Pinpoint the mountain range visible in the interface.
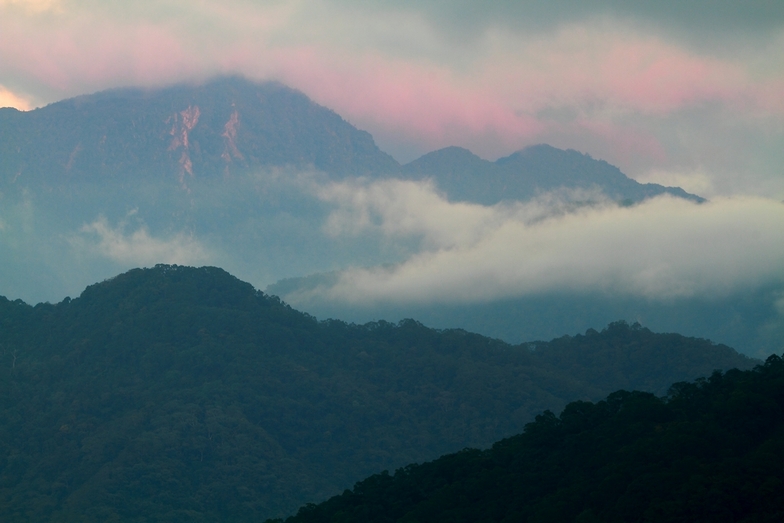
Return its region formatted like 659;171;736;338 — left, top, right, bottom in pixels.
0;76;700;203
0;77;780;519
0;265;757;521
401;144;702;204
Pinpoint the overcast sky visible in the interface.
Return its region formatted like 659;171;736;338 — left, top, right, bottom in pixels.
1;0;783;198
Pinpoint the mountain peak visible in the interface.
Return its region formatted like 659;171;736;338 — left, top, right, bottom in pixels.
1;76;400;187
504;142;566;157
75;264;269;313
400;143;703;204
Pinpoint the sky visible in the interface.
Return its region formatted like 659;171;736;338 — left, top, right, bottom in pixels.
1;0;784;198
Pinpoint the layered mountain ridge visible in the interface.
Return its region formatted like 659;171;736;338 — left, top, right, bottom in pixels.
0;264;757;521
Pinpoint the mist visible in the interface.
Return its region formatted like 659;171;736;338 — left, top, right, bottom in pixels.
295;178;784;304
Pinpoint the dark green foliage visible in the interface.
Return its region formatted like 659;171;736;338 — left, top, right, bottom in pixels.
0;266;755;521
271;276;784;358
276;355;784;523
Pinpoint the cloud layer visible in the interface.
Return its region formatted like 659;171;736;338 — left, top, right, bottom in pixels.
75;216;210;266
287;179;784;305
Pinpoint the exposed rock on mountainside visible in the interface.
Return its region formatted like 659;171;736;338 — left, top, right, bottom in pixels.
0;75;701;204
0;76;400;187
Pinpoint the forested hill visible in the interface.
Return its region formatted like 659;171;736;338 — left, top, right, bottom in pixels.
0;265;756;521
272;354;784;523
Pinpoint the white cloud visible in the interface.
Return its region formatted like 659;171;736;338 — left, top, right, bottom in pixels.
287;179;784;306
315;178;610;248
75;216;210;266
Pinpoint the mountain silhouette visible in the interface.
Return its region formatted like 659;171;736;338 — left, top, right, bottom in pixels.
0;265;755;521
402;144;703;204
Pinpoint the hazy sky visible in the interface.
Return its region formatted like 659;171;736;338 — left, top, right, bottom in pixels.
1;0;783;198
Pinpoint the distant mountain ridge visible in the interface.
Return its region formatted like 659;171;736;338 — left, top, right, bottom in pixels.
0;75;702;204
402;144;704;204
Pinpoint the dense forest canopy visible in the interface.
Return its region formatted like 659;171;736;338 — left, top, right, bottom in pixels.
271;354;784;523
0;265;757;521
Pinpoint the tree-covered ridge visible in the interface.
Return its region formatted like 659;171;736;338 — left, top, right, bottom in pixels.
0;265;756;521
273;354;784;523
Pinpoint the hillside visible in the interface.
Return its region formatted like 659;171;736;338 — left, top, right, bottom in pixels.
0;265;755;521
271;353;784;522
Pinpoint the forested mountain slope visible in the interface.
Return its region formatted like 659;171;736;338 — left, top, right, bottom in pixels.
0;265;755;521
272;354;784;523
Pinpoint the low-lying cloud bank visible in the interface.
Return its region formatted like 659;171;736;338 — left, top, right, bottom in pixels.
287;179;784;305
73;216;210;267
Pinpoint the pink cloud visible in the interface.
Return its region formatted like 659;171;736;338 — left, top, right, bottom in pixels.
596;40;748;114
269;48;545;154
0;14;209;93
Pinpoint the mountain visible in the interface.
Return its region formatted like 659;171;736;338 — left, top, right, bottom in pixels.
0;265;756;521
271;354;784;522
0;76;399;188
267;275;784;359
401;144;704;204
0;75;701;205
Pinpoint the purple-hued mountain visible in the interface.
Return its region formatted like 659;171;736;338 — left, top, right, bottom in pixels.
0;76;399;187
0;75;702;203
401;145;704;204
